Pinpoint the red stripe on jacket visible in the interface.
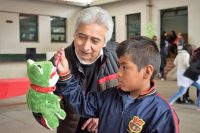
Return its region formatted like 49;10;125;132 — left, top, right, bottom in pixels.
98;73;118;84
157;93;180;133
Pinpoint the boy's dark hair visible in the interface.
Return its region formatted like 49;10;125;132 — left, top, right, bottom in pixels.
116;36;161;79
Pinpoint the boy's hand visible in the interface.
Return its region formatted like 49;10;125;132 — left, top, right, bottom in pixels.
82;118;98;133
54;48;69;75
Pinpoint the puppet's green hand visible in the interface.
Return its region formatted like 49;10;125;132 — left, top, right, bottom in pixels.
42;106;66;129
41;94;66;129
26;89;66;129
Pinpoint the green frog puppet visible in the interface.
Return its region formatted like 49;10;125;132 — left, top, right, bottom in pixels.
26;59;66;130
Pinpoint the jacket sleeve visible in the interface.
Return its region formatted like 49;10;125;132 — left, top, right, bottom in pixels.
149;109;180;133
183;53;190;68
55;75;103;118
190;60;200;74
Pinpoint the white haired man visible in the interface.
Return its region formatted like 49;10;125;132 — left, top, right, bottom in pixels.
33;7;118;133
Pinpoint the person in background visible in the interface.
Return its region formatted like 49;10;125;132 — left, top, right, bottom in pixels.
169;44;199;105
54;36;180;133
168;30;177;56
176;44;195;104
181;88;194;104
183;47;200;110
159;31;168;80
33;6;119;133
176;32;184;50
152;35;157;42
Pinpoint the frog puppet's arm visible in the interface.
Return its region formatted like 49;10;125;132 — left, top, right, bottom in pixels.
26;59;66;129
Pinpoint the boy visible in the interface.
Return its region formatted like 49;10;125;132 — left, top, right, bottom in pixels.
54;36;179;133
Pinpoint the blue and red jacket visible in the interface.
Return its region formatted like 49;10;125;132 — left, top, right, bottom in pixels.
56;76;180;133
33;41;119;133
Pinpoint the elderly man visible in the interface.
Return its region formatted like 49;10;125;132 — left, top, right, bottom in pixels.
34;7;118;133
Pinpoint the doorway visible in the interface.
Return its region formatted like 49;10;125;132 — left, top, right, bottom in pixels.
161;6;188;43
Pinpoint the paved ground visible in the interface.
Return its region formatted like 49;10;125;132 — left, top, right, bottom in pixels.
0;79;200;133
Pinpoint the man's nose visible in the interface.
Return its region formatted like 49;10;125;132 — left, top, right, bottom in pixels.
82;40;91;51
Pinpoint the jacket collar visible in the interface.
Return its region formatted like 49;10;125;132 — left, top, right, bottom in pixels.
118;80;156;99
70;42;107;73
75;48;104;65
137;80;156;99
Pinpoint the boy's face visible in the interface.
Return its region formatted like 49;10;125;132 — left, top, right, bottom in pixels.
117;54;146;92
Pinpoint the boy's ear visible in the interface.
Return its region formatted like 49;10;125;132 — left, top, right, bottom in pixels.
143;65;154;79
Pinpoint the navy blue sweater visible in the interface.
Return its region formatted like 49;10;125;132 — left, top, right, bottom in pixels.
56;76;179;133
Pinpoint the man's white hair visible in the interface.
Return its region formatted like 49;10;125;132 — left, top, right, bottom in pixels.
75;7;114;44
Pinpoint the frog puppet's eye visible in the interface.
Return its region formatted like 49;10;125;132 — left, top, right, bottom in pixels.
37;65;42;69
34;64;43;74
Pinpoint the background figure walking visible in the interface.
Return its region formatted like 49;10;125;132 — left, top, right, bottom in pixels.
169;45;200;110
159;31;168;80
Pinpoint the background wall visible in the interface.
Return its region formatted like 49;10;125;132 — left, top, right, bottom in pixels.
188;0;200;46
1;0;200;78
101;0;200;47
152;0;200;47
0;0;82;54
101;0;147;43
1;0;200;55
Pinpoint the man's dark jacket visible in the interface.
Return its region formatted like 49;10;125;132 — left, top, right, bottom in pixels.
34;41;119;133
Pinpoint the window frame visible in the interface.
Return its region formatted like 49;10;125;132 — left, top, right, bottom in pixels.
51;16;67;43
126;13;141;39
19;13;38;42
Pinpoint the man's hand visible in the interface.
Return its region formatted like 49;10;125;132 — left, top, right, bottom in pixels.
54;48;69;75
81;118;99;133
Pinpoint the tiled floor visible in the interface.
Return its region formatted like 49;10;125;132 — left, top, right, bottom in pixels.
0;80;200;133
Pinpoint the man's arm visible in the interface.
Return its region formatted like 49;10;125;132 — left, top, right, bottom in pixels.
54;47;103;133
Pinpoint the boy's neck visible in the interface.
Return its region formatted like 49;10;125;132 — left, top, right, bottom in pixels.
129;80;151;98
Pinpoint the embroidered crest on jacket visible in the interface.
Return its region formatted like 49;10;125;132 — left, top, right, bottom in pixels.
127;116;145;133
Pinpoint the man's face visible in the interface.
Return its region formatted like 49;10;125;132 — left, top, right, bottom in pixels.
74;23;107;63
117;54;145;92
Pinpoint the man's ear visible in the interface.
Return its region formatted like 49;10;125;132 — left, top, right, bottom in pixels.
103;41;106;47
143;65;154;79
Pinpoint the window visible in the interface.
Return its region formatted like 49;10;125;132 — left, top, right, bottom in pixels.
20;14;38;42
51;17;66;42
126;13;141;38
161;6;188;43
111;16;116;41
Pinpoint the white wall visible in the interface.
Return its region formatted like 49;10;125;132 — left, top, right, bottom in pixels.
0;0;82;54
153;0;200;47
188;0;200;46
101;0;200;47
101;0;147;42
0;12;20;53
1;0;200;55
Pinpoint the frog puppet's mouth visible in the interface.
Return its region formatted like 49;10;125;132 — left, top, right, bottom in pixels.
50;70;57;79
49;68;59;87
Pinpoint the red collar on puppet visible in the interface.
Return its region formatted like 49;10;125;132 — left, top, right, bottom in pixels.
31;84;56;93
